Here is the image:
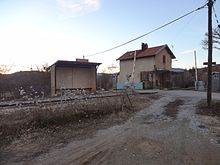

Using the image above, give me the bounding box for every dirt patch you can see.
[163,99,184,118]
[0,93,159,164]
[137,138,163,158]
[196,100,220,117]
[197,100,220,145]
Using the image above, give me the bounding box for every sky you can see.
[0,0,219,73]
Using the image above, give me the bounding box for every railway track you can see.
[0,92,126,108]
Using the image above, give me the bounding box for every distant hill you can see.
[0,71,50,100]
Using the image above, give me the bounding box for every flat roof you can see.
[50,60,101,68]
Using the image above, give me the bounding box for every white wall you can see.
[117,48,173,84]
[155,49,172,70]
[118,57,155,83]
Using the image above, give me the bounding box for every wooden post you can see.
[207,0,213,107]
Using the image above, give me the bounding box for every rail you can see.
[0,92,127,108]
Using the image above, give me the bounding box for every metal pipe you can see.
[131,50,137,83]
[194,50,198,82]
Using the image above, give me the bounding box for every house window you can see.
[163,55,166,64]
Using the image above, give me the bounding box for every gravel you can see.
[2,90,220,165]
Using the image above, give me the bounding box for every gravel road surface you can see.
[8,90,220,164]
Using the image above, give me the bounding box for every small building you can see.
[117,43,176,89]
[193,64,220,90]
[49,59,101,96]
[212,72,220,92]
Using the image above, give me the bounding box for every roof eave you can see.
[48,60,101,70]
[156,45,176,59]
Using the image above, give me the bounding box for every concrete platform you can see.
[134,89,160,94]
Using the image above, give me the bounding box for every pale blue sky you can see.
[0,0,219,73]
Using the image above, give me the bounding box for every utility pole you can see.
[194,50,198,90]
[207,0,213,107]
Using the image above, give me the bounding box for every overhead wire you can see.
[86,2,208,57]
[213,3,219,25]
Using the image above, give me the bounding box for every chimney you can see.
[76,58,89,62]
[141,43,148,51]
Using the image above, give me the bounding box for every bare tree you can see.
[35,63,49,72]
[0,65,11,74]
[202,27,220,50]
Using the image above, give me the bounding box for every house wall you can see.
[154,49,172,70]
[52,66,97,96]
[118,57,155,84]
[117,48,174,89]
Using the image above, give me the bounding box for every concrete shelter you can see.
[49,59,101,96]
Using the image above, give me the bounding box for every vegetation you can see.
[97,73,117,90]
[0,93,158,147]
[197,99,220,117]
[202,27,220,50]
[0,65,12,74]
[0,71,50,100]
[0,95,127,146]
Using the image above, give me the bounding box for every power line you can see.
[86,3,208,57]
[213,3,219,24]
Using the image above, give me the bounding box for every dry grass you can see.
[0,94,136,146]
[0,93,160,164]
[197,99,220,117]
[0,93,159,148]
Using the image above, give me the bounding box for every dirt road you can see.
[8,90,220,164]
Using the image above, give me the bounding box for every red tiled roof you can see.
[117,45,175,61]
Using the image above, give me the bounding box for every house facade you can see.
[49,59,101,96]
[117,43,176,89]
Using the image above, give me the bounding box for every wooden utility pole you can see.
[207,0,213,107]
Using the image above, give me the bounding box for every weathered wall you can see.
[56,67,73,89]
[154,49,172,70]
[90,67,96,91]
[118,57,155,83]
[54,66,97,95]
